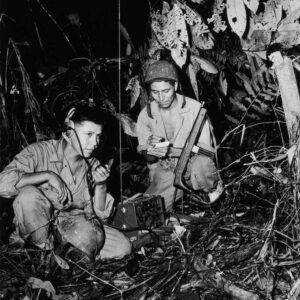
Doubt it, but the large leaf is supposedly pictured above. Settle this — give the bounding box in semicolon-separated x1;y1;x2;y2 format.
254;1;282;31
191;55;218;74
243;0;259;13
187;63;199;101
264;1;282;29
116;114;137;137
177;0;198;24
119;22;135;52
190;0;205;3
224;113;240;124
290;0;300;11
241;17;272;51
126;76;141;109
236;72;256;96
280;7;300;26
274;6;300;48
177;1;214;50
274;3;283;24
53;253;70;270
273;23;300;49
151;3;189;68
148;34;164;59
207;0;227;33
27;277;56;298
218;71;228;96
226;0;247;38
162;0;170;15
192;27;214;50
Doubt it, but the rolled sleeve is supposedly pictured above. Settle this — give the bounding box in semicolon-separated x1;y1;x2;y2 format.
0;146;38;198
136;109;152;153
93;193;115;222
0;168;24;198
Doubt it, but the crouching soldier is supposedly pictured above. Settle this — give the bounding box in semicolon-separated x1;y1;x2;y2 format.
137;60;224;212
0;102;131;260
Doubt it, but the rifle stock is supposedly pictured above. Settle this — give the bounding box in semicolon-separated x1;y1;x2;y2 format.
174;108;208;193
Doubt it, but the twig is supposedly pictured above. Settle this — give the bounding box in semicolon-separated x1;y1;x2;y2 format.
105;276;155;298
173;231;186;254
67;259;123;298
274;229;300;243
220;121;286;146
170;269;187;294
35;0;76;54
259;194;281;260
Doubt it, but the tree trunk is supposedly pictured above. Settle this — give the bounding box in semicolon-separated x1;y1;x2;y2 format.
270;51;300;239
269;52;300;142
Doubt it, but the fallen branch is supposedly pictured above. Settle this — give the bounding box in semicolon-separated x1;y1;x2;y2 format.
223;280;259;300
192;257;260;300
219;242;261;269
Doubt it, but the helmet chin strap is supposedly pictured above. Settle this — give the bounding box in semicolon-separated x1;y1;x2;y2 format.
147;96;154;119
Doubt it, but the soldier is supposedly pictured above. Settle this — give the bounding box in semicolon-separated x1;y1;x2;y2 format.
0;102;131;260
137;60;224;211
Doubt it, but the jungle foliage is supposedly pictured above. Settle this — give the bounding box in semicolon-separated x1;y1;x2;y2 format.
2;0;300;299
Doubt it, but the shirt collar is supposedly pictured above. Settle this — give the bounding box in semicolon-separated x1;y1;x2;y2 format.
49;135;68;163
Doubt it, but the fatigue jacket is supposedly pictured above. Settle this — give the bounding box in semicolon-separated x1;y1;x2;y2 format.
136;93;215;154
0;136;114;221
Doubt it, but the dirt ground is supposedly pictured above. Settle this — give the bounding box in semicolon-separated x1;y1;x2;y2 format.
0;170;296;300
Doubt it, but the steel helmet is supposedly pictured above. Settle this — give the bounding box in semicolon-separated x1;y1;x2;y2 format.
145;60;178;83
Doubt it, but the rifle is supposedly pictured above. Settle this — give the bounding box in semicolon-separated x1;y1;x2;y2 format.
174;108;214;199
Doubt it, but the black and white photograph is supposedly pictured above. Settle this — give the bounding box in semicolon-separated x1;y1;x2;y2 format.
1;0;300;299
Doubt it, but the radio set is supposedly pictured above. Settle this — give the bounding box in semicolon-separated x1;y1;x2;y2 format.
112;193;166;241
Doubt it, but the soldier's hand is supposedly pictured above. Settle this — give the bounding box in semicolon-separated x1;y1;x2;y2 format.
92;160;110;185
147;146;169;158
147;135;165;147
46;171;72;206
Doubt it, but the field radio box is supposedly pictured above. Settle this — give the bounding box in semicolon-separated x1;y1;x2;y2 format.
112;193;166;241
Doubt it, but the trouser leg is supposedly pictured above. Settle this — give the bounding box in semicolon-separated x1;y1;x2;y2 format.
56;210;105;260
184;155;219;192
13;185;54;248
96;224;132;260
146;155;220;211
56;210;131;260
146;165;183;212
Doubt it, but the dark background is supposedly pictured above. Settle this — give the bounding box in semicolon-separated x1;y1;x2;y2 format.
1;0;150;66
